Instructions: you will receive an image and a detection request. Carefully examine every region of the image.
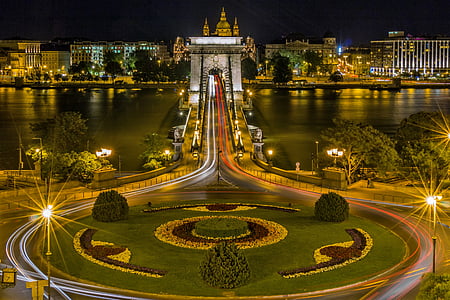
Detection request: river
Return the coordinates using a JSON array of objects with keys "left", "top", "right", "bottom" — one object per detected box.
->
[
  {"left": 247, "top": 88, "right": 450, "bottom": 170},
  {"left": 0, "top": 87, "right": 449, "bottom": 171},
  {"left": 0, "top": 87, "right": 182, "bottom": 171}
]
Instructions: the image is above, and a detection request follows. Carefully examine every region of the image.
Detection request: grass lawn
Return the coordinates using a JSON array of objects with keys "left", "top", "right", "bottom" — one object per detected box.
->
[{"left": 50, "top": 199, "right": 406, "bottom": 297}]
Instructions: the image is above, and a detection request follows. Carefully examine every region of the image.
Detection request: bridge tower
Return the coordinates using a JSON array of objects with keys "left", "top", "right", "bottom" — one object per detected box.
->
[{"left": 188, "top": 8, "right": 244, "bottom": 105}]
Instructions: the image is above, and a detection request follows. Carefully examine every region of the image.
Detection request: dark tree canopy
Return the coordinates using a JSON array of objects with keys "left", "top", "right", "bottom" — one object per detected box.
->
[
  {"left": 30, "top": 111, "right": 89, "bottom": 153},
  {"left": 271, "top": 54, "right": 292, "bottom": 84},
  {"left": 395, "top": 111, "right": 450, "bottom": 191},
  {"left": 241, "top": 57, "right": 258, "bottom": 80},
  {"left": 321, "top": 118, "right": 399, "bottom": 183}
]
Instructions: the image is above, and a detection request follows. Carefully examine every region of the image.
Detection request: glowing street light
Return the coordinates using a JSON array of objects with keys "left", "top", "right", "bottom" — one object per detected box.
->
[
  {"left": 164, "top": 149, "right": 170, "bottom": 166},
  {"left": 42, "top": 204, "right": 53, "bottom": 298},
  {"left": 96, "top": 148, "right": 112, "bottom": 158},
  {"left": 327, "top": 148, "right": 344, "bottom": 167},
  {"left": 426, "top": 195, "right": 442, "bottom": 273},
  {"left": 267, "top": 149, "right": 273, "bottom": 166}
]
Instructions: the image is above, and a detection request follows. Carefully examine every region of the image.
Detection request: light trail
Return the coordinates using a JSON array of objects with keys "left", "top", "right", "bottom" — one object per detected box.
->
[{"left": 5, "top": 74, "right": 433, "bottom": 299}]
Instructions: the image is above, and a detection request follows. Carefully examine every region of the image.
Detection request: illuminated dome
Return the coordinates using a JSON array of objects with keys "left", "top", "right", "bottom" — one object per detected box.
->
[{"left": 215, "top": 7, "right": 232, "bottom": 36}]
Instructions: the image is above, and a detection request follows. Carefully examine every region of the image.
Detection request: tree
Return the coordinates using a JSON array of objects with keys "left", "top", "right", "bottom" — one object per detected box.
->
[
  {"left": 241, "top": 57, "right": 258, "bottom": 81},
  {"left": 103, "top": 51, "right": 123, "bottom": 77},
  {"left": 30, "top": 111, "right": 89, "bottom": 154},
  {"left": 28, "top": 112, "right": 105, "bottom": 183},
  {"left": 417, "top": 273, "right": 450, "bottom": 300},
  {"left": 329, "top": 71, "right": 343, "bottom": 82},
  {"left": 314, "top": 192, "right": 349, "bottom": 222},
  {"left": 395, "top": 111, "right": 450, "bottom": 192},
  {"left": 303, "top": 50, "right": 322, "bottom": 76},
  {"left": 140, "top": 133, "right": 170, "bottom": 170},
  {"left": 172, "top": 60, "right": 190, "bottom": 82},
  {"left": 92, "top": 190, "right": 129, "bottom": 222},
  {"left": 271, "top": 53, "right": 292, "bottom": 84},
  {"left": 199, "top": 242, "right": 250, "bottom": 289},
  {"left": 321, "top": 119, "right": 399, "bottom": 184}
]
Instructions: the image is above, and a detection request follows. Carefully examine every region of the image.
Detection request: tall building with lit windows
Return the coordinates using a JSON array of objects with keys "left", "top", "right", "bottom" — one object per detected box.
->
[
  {"left": 370, "top": 32, "right": 450, "bottom": 77},
  {"left": 70, "top": 41, "right": 169, "bottom": 69}
]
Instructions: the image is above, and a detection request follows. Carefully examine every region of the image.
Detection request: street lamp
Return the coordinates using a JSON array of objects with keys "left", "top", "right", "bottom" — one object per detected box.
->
[
  {"left": 33, "top": 137, "right": 43, "bottom": 180},
  {"left": 42, "top": 204, "right": 53, "bottom": 298},
  {"left": 315, "top": 141, "right": 319, "bottom": 171},
  {"left": 164, "top": 149, "right": 170, "bottom": 166},
  {"left": 267, "top": 149, "right": 273, "bottom": 166},
  {"left": 327, "top": 148, "right": 343, "bottom": 167},
  {"left": 426, "top": 195, "right": 441, "bottom": 273},
  {"left": 96, "top": 148, "right": 112, "bottom": 158}
]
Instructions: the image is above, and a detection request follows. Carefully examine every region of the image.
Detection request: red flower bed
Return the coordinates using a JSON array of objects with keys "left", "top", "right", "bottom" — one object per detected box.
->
[
  {"left": 205, "top": 203, "right": 238, "bottom": 211},
  {"left": 172, "top": 220, "right": 269, "bottom": 244},
  {"left": 78, "top": 228, "right": 167, "bottom": 276},
  {"left": 278, "top": 228, "right": 369, "bottom": 277}
]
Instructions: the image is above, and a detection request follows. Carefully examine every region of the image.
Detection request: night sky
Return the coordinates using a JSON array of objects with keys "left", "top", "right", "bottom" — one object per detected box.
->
[{"left": 1, "top": 0, "right": 449, "bottom": 45}]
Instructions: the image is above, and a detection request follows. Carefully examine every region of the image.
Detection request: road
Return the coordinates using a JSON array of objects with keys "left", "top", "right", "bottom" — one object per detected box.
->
[{"left": 1, "top": 75, "right": 439, "bottom": 299}]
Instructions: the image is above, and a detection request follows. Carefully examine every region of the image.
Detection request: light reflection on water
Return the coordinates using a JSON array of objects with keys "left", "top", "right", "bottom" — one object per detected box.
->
[
  {"left": 249, "top": 88, "right": 450, "bottom": 170},
  {"left": 0, "top": 87, "right": 179, "bottom": 170},
  {"left": 0, "top": 87, "right": 449, "bottom": 171}
]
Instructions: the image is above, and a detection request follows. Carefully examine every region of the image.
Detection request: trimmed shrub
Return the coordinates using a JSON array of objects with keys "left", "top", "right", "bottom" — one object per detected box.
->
[
  {"left": 92, "top": 190, "right": 129, "bottom": 222},
  {"left": 417, "top": 273, "right": 450, "bottom": 300},
  {"left": 199, "top": 242, "right": 250, "bottom": 289},
  {"left": 314, "top": 192, "right": 349, "bottom": 222}
]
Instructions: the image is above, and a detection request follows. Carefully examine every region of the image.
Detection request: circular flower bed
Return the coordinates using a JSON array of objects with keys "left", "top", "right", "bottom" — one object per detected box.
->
[
  {"left": 193, "top": 217, "right": 250, "bottom": 239},
  {"left": 154, "top": 216, "right": 288, "bottom": 250},
  {"left": 184, "top": 203, "right": 257, "bottom": 212}
]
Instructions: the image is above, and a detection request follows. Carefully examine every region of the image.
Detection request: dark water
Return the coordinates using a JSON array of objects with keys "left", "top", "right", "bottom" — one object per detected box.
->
[
  {"left": 0, "top": 87, "right": 449, "bottom": 171},
  {"left": 248, "top": 88, "right": 450, "bottom": 170},
  {"left": 0, "top": 87, "right": 182, "bottom": 171}
]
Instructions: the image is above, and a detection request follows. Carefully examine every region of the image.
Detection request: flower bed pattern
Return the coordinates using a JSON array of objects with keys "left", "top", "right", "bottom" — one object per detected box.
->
[
  {"left": 74, "top": 228, "right": 167, "bottom": 277},
  {"left": 278, "top": 228, "right": 373, "bottom": 278},
  {"left": 184, "top": 203, "right": 257, "bottom": 212},
  {"left": 143, "top": 203, "right": 300, "bottom": 213},
  {"left": 154, "top": 216, "right": 288, "bottom": 250}
]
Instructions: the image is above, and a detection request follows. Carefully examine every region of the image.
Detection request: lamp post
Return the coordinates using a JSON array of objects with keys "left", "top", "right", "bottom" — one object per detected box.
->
[
  {"left": 164, "top": 149, "right": 170, "bottom": 167},
  {"left": 426, "top": 195, "right": 441, "bottom": 273},
  {"left": 32, "top": 137, "right": 43, "bottom": 180},
  {"left": 267, "top": 149, "right": 273, "bottom": 166},
  {"left": 265, "top": 60, "right": 269, "bottom": 77},
  {"left": 327, "top": 148, "right": 343, "bottom": 167},
  {"left": 42, "top": 204, "right": 53, "bottom": 299},
  {"left": 315, "top": 141, "right": 319, "bottom": 171}
]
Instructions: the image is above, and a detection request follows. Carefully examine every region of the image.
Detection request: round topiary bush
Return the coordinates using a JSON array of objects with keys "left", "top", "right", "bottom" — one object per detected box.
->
[
  {"left": 199, "top": 242, "right": 250, "bottom": 289},
  {"left": 314, "top": 192, "right": 349, "bottom": 222},
  {"left": 194, "top": 217, "right": 249, "bottom": 238},
  {"left": 92, "top": 190, "right": 129, "bottom": 222}
]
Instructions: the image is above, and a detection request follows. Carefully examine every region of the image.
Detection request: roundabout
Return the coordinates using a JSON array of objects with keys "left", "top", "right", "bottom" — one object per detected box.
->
[{"left": 37, "top": 199, "right": 410, "bottom": 298}]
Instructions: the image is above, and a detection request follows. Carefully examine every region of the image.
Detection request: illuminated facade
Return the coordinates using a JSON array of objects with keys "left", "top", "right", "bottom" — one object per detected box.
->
[
  {"left": 188, "top": 8, "right": 245, "bottom": 103},
  {"left": 370, "top": 32, "right": 450, "bottom": 77},
  {"left": 70, "top": 41, "right": 169, "bottom": 67},
  {"left": 0, "top": 40, "right": 42, "bottom": 76},
  {"left": 265, "top": 32, "right": 337, "bottom": 75}
]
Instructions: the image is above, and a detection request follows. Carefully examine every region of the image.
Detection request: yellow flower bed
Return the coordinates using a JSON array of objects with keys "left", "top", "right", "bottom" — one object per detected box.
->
[
  {"left": 154, "top": 216, "right": 288, "bottom": 250},
  {"left": 73, "top": 229, "right": 163, "bottom": 278},
  {"left": 184, "top": 206, "right": 256, "bottom": 212},
  {"left": 281, "top": 228, "right": 373, "bottom": 278}
]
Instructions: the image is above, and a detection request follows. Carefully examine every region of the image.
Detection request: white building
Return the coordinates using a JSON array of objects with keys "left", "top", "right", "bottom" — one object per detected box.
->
[{"left": 370, "top": 32, "right": 450, "bottom": 77}]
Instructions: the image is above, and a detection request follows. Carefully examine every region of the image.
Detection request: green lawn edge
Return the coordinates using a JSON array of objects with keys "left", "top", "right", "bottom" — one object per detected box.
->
[{"left": 50, "top": 200, "right": 406, "bottom": 297}]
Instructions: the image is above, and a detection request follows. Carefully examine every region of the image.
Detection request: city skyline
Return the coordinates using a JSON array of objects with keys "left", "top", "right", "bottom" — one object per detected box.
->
[{"left": 1, "top": 0, "right": 449, "bottom": 45}]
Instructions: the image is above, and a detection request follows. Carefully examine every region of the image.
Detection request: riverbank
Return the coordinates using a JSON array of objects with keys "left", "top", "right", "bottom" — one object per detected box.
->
[{"left": 0, "top": 80, "right": 448, "bottom": 90}]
